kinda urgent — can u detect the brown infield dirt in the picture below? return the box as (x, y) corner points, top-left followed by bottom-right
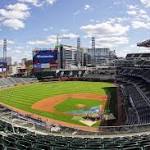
(32, 93), (107, 113)
(0, 93), (107, 132)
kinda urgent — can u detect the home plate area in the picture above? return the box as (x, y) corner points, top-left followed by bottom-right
(71, 116), (96, 126)
(70, 106), (102, 127)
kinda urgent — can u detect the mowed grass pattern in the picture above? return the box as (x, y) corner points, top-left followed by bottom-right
(55, 98), (102, 112)
(0, 81), (115, 126)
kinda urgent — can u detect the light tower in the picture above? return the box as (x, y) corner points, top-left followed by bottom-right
(55, 34), (70, 48)
(77, 37), (81, 67)
(3, 39), (7, 63)
(3, 39), (7, 77)
(92, 37), (96, 66)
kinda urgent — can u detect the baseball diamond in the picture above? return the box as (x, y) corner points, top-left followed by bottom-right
(0, 81), (116, 130)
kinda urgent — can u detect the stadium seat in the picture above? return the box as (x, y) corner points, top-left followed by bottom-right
(6, 147), (19, 150)
(0, 144), (4, 150)
(143, 145), (150, 150)
(123, 147), (142, 150)
(53, 146), (69, 150)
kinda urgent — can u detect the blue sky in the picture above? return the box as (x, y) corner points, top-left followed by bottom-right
(0, 0), (150, 62)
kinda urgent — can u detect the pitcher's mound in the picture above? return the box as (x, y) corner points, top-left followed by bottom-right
(76, 104), (87, 109)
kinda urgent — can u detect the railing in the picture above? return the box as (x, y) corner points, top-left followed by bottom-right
(1, 109), (150, 138)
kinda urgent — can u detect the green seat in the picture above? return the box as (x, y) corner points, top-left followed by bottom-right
(143, 145), (150, 150)
(123, 146), (142, 150)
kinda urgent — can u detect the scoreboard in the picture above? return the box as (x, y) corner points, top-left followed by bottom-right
(33, 50), (58, 71)
(0, 62), (7, 72)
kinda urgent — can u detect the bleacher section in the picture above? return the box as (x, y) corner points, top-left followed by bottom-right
(0, 78), (37, 88)
(117, 57), (150, 126)
(123, 84), (150, 124)
(0, 116), (150, 150)
(119, 68), (150, 83)
(1, 131), (150, 150)
(1, 55), (150, 149)
(34, 68), (115, 81)
(0, 82), (150, 150)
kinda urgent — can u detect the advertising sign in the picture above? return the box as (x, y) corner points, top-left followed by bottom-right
(0, 62), (7, 72)
(33, 50), (58, 70)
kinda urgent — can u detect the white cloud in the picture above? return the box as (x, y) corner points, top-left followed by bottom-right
(89, 19), (95, 22)
(27, 33), (78, 46)
(28, 40), (51, 45)
(0, 39), (15, 46)
(127, 5), (150, 29)
(108, 17), (128, 24)
(0, 9), (30, 20)
(112, 1), (122, 6)
(132, 20), (150, 29)
(140, 0), (150, 7)
(96, 36), (128, 45)
(7, 45), (32, 62)
(15, 49), (23, 54)
(60, 28), (69, 33)
(47, 35), (58, 44)
(43, 28), (49, 32)
(46, 0), (57, 5)
(0, 3), (30, 30)
(3, 19), (25, 30)
(7, 3), (29, 11)
(0, 1), (57, 30)
(61, 33), (78, 39)
(93, 36), (129, 48)
(74, 4), (92, 16)
(27, 35), (57, 46)
(8, 40), (15, 45)
(43, 26), (53, 32)
(127, 10), (137, 15)
(81, 20), (129, 48)
(128, 5), (137, 10)
(18, 0), (57, 7)
(84, 4), (91, 10)
(18, 0), (41, 7)
(81, 21), (129, 37)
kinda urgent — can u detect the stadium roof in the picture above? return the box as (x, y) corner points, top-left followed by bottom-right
(126, 53), (150, 59)
(137, 39), (150, 47)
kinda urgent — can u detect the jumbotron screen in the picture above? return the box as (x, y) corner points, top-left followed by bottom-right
(0, 62), (7, 72)
(33, 50), (58, 69)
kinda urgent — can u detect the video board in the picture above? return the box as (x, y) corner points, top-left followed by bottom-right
(0, 62), (7, 72)
(33, 50), (58, 70)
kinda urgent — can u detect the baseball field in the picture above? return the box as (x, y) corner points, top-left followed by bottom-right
(0, 81), (116, 129)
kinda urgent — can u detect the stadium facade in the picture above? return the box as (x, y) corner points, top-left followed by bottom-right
(87, 48), (116, 65)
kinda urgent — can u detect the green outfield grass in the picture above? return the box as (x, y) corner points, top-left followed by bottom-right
(0, 81), (116, 126)
(55, 98), (102, 112)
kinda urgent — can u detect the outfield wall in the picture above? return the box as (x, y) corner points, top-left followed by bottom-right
(34, 70), (115, 81)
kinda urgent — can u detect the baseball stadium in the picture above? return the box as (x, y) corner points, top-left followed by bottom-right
(0, 38), (150, 150)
